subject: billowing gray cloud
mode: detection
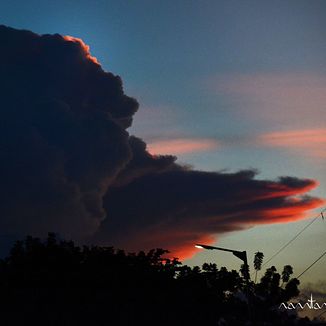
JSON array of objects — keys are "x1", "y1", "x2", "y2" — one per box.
[
  {"x1": 0, "y1": 25, "x2": 137, "y2": 238},
  {"x1": 98, "y1": 166, "x2": 323, "y2": 258},
  {"x1": 0, "y1": 25, "x2": 323, "y2": 259}
]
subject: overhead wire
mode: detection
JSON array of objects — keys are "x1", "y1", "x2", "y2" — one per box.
[
  {"x1": 262, "y1": 208, "x2": 326, "y2": 267},
  {"x1": 296, "y1": 249, "x2": 326, "y2": 279}
]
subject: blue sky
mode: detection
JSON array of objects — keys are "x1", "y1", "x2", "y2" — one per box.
[{"x1": 1, "y1": 0, "x2": 326, "y2": 284}]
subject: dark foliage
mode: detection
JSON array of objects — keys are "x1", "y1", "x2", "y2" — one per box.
[{"x1": 0, "y1": 234, "x2": 320, "y2": 326}]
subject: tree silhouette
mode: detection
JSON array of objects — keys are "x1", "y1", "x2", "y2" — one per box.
[
  {"x1": 254, "y1": 251, "x2": 264, "y2": 283},
  {"x1": 0, "y1": 234, "x2": 317, "y2": 325},
  {"x1": 281, "y1": 264, "x2": 293, "y2": 285}
]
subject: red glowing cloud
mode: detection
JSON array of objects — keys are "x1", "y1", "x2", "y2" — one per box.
[
  {"x1": 260, "y1": 197, "x2": 324, "y2": 224},
  {"x1": 98, "y1": 169, "x2": 325, "y2": 261},
  {"x1": 63, "y1": 35, "x2": 100, "y2": 65},
  {"x1": 105, "y1": 192, "x2": 324, "y2": 262},
  {"x1": 162, "y1": 195, "x2": 324, "y2": 260}
]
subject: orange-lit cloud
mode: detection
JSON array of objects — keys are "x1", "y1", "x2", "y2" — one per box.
[
  {"x1": 98, "y1": 168, "x2": 325, "y2": 261},
  {"x1": 248, "y1": 196, "x2": 324, "y2": 224},
  {"x1": 101, "y1": 193, "x2": 324, "y2": 262},
  {"x1": 259, "y1": 129, "x2": 326, "y2": 158},
  {"x1": 119, "y1": 228, "x2": 217, "y2": 260},
  {"x1": 162, "y1": 195, "x2": 324, "y2": 260},
  {"x1": 63, "y1": 35, "x2": 100, "y2": 65},
  {"x1": 147, "y1": 138, "x2": 219, "y2": 155}
]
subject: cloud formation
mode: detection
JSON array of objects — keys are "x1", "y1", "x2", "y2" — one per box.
[
  {"x1": 63, "y1": 35, "x2": 100, "y2": 65},
  {"x1": 0, "y1": 25, "x2": 138, "y2": 238},
  {"x1": 147, "y1": 138, "x2": 219, "y2": 155},
  {"x1": 0, "y1": 25, "x2": 324, "y2": 259},
  {"x1": 259, "y1": 129, "x2": 326, "y2": 159},
  {"x1": 97, "y1": 170, "x2": 323, "y2": 259}
]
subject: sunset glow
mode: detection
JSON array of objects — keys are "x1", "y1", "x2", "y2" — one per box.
[
  {"x1": 147, "y1": 138, "x2": 219, "y2": 155},
  {"x1": 260, "y1": 129, "x2": 326, "y2": 158},
  {"x1": 63, "y1": 35, "x2": 100, "y2": 65},
  {"x1": 1, "y1": 0, "x2": 326, "y2": 292}
]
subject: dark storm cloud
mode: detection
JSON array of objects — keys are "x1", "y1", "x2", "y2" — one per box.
[
  {"x1": 0, "y1": 25, "x2": 137, "y2": 238},
  {"x1": 96, "y1": 169, "x2": 323, "y2": 258},
  {"x1": 0, "y1": 25, "x2": 323, "y2": 258}
]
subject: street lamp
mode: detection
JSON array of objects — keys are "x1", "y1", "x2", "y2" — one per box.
[
  {"x1": 195, "y1": 243, "x2": 253, "y2": 322},
  {"x1": 195, "y1": 243, "x2": 250, "y2": 281}
]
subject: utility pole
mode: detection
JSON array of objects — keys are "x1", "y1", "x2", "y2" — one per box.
[{"x1": 195, "y1": 244, "x2": 253, "y2": 324}]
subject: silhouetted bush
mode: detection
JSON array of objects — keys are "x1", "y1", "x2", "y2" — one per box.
[{"x1": 0, "y1": 234, "x2": 318, "y2": 325}]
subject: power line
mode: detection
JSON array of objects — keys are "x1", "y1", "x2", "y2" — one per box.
[
  {"x1": 296, "y1": 250, "x2": 326, "y2": 279},
  {"x1": 262, "y1": 208, "x2": 326, "y2": 267}
]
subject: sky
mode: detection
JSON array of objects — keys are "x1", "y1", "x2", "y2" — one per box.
[{"x1": 0, "y1": 0, "x2": 326, "y2": 287}]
